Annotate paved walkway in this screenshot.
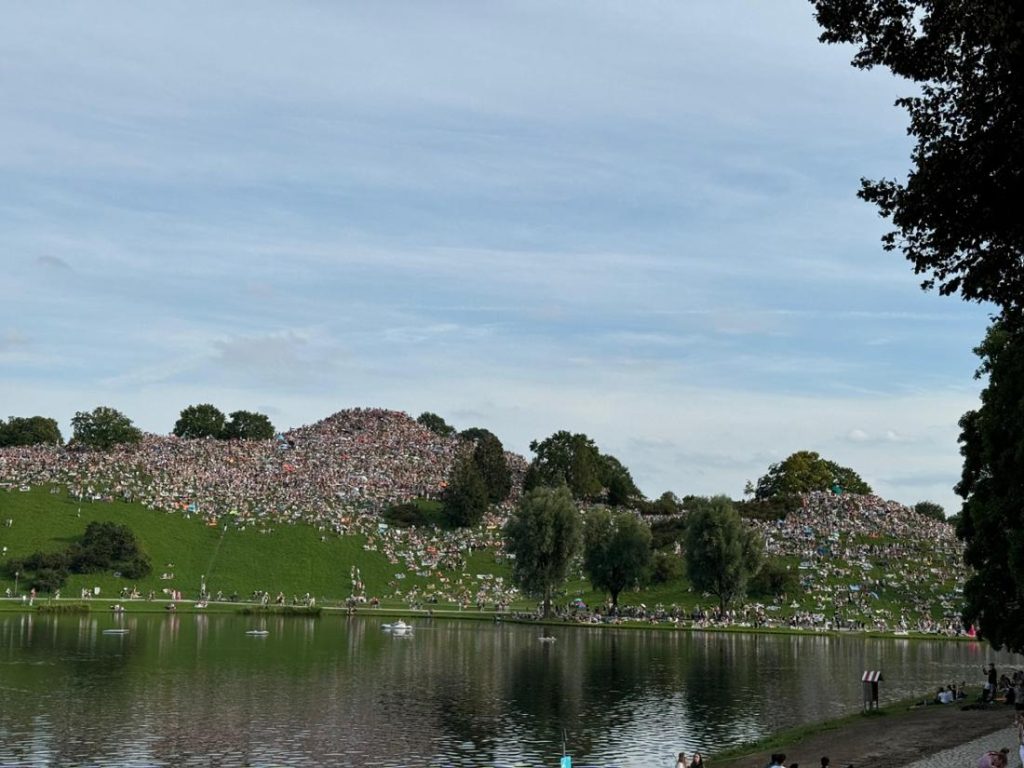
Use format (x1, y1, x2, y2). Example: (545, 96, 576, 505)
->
(906, 725, 1019, 768)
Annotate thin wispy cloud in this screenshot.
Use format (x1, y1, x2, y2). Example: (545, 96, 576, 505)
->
(0, 1, 990, 514)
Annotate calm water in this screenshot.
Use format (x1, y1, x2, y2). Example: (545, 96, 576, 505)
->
(0, 613, 1019, 767)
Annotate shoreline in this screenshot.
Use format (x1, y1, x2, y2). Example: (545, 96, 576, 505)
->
(709, 697, 1017, 768)
(1, 597, 1015, 764)
(0, 597, 981, 641)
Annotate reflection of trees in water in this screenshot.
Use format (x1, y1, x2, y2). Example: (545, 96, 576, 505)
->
(0, 614, 143, 766)
(506, 633, 584, 759)
(4, 615, 1022, 767)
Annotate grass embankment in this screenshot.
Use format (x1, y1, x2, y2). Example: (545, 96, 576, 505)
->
(0, 488, 964, 630)
(711, 699, 909, 762)
(0, 487, 689, 611)
(0, 488, 412, 604)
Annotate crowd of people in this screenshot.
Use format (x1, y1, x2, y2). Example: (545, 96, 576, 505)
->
(748, 491, 967, 634)
(0, 409, 470, 526)
(0, 421, 974, 630)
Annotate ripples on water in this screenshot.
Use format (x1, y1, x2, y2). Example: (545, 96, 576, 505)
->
(0, 614, 1019, 767)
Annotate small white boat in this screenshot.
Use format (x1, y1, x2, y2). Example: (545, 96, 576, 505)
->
(383, 620, 412, 635)
(538, 635, 556, 643)
(245, 629, 269, 636)
(102, 629, 129, 635)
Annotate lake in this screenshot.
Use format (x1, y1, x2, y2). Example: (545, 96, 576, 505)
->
(0, 612, 1018, 767)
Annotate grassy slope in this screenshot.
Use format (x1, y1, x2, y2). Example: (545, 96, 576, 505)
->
(0, 489, 395, 602)
(0, 488, 960, 627)
(0, 488, 689, 610)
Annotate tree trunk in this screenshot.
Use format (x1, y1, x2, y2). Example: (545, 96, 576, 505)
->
(543, 584, 551, 618)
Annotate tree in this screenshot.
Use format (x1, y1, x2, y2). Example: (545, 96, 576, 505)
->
(956, 322, 1024, 651)
(417, 412, 456, 437)
(442, 453, 489, 528)
(504, 485, 581, 618)
(173, 403, 226, 439)
(754, 450, 871, 500)
(645, 491, 683, 516)
(601, 454, 642, 507)
(683, 496, 763, 613)
(811, 2, 1024, 314)
(467, 431, 512, 503)
(6, 520, 151, 591)
(0, 416, 63, 447)
(524, 431, 604, 500)
(914, 501, 946, 522)
(69, 521, 152, 578)
(70, 406, 142, 450)
(748, 560, 799, 600)
(582, 508, 652, 608)
(221, 410, 274, 440)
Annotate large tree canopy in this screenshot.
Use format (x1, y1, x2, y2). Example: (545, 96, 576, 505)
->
(442, 452, 489, 528)
(467, 430, 512, 504)
(956, 322, 1024, 651)
(221, 410, 274, 441)
(417, 412, 456, 438)
(173, 403, 227, 440)
(0, 416, 63, 447)
(524, 430, 640, 506)
(683, 496, 763, 613)
(582, 508, 652, 608)
(70, 407, 142, 451)
(504, 485, 581, 618)
(754, 450, 871, 500)
(811, 1, 1024, 312)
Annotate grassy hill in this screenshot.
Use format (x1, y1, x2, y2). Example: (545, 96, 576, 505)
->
(0, 486, 968, 635)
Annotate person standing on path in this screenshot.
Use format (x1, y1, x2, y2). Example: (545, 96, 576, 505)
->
(985, 663, 998, 702)
(1016, 711, 1024, 768)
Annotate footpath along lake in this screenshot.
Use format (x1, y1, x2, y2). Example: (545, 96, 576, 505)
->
(0, 613, 1020, 767)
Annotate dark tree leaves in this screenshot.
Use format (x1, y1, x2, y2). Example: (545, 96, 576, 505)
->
(0, 416, 63, 447)
(222, 410, 274, 440)
(582, 508, 652, 607)
(811, 1, 1024, 313)
(525, 430, 640, 506)
(683, 496, 763, 613)
(956, 321, 1024, 651)
(173, 404, 227, 439)
(503, 485, 581, 618)
(755, 450, 871, 500)
(71, 407, 142, 451)
(442, 453, 489, 528)
(464, 430, 512, 504)
(417, 412, 456, 437)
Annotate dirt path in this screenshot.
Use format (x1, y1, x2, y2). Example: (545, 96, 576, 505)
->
(711, 704, 1016, 768)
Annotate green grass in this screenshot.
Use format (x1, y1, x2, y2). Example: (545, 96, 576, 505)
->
(0, 488, 966, 630)
(0, 489, 416, 603)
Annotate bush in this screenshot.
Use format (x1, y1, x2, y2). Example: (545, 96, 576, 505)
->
(649, 517, 687, 551)
(383, 502, 432, 528)
(31, 568, 68, 594)
(748, 560, 798, 598)
(734, 495, 799, 521)
(12, 521, 151, 588)
(649, 551, 684, 585)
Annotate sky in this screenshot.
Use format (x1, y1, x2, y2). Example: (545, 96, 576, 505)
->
(0, 1, 994, 514)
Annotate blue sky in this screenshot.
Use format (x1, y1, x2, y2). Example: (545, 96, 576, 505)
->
(0, 1, 992, 513)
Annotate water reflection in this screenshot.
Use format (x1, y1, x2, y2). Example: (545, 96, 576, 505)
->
(0, 614, 1020, 767)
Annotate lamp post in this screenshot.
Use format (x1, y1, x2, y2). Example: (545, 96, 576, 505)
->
(14, 570, 19, 597)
